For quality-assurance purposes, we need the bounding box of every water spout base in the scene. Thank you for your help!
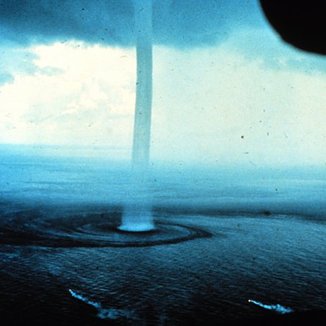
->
[118,223,155,233]
[119,206,155,232]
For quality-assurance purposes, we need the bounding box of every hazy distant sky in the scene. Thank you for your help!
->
[0,0,325,166]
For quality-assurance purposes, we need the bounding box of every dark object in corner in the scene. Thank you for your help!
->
[259,0,326,55]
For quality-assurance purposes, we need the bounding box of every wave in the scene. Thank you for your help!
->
[69,289,133,320]
[248,299,294,314]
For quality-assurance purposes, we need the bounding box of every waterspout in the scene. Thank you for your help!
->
[119,0,154,232]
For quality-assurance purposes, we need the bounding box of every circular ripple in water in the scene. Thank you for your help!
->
[0,212,211,248]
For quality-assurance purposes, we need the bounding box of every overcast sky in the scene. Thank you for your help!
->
[0,0,325,167]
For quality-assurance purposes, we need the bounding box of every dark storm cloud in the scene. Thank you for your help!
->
[0,0,261,47]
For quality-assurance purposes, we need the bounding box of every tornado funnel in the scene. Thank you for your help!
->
[119,0,155,232]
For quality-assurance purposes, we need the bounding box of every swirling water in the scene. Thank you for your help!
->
[0,146,325,324]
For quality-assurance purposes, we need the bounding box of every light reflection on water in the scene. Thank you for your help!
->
[0,151,325,218]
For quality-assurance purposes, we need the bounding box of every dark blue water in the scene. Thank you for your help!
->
[0,145,325,325]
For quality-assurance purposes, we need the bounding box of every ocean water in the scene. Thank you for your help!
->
[0,145,325,325]
[1,145,325,216]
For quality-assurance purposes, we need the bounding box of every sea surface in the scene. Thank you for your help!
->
[0,145,325,325]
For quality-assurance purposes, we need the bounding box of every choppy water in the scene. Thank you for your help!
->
[0,146,325,325]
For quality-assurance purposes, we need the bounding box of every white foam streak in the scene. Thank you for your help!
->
[69,289,132,320]
[248,299,294,314]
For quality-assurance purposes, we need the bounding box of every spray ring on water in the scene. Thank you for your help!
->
[0,211,212,248]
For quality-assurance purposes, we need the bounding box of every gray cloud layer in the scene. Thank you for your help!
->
[0,0,261,47]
